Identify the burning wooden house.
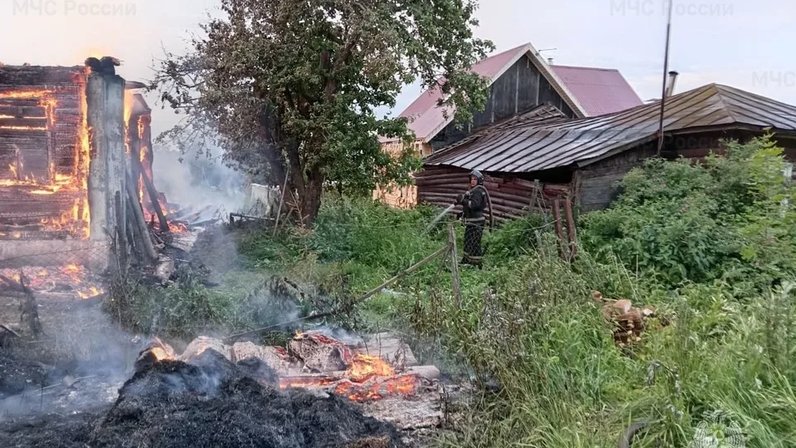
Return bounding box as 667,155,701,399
0,59,169,288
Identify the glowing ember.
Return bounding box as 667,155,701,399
149,346,172,361
0,265,103,299
278,376,338,390
1,125,46,131
0,83,91,239
0,90,53,100
334,374,421,403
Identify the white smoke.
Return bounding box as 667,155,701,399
153,146,247,217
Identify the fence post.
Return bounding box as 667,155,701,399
273,165,290,236
448,223,462,308
564,194,577,261
552,197,566,259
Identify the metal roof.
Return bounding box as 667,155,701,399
550,65,643,116
397,43,587,143
424,83,796,173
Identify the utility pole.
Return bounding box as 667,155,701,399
657,0,674,156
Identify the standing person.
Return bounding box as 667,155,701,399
456,169,488,267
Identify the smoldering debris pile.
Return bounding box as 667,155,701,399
0,345,406,448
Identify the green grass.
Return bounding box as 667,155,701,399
228,188,796,447
106,138,796,447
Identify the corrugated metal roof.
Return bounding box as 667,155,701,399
550,65,643,116
424,83,796,173
397,43,587,143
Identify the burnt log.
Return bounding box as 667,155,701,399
230,341,290,373
125,180,157,263
0,105,47,117
0,117,47,128
289,332,353,373
134,337,177,372
138,157,169,232
0,65,83,85
180,336,232,363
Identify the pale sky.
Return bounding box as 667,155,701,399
2,0,795,140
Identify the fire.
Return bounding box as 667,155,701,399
278,376,338,390
77,71,91,232
2,125,46,131
149,346,173,362
0,264,104,299
1,83,91,239
124,90,134,127
346,354,395,382
77,286,102,299
0,90,53,100
334,374,420,402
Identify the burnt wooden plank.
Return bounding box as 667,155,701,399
0,99,41,108
0,105,46,118
0,128,48,138
0,65,83,85
0,117,47,128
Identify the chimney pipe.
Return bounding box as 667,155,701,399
547,57,553,64
665,70,679,97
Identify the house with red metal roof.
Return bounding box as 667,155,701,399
418,83,796,222
549,65,643,117
375,42,642,208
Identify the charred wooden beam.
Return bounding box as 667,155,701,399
86,71,127,259
0,65,83,85
134,155,169,232
0,105,47,118
0,117,47,128
126,180,157,263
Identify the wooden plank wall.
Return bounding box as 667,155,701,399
575,143,657,212
429,56,577,151
373,140,430,208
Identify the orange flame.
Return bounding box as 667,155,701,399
278,376,338,390
0,264,103,300
334,374,420,402
346,354,395,382
1,83,91,239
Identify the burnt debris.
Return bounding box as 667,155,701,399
84,56,121,76
0,348,406,448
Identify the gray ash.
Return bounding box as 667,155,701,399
1,349,405,448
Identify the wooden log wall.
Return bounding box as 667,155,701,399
574,130,781,212
0,66,86,238
416,165,573,223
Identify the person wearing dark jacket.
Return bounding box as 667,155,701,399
456,169,488,267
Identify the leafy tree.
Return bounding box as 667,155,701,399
154,0,493,223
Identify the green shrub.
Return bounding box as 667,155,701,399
581,135,796,292
482,212,548,264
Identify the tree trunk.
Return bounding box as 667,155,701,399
258,105,323,225
301,169,323,224
286,164,323,225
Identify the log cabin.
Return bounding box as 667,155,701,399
375,42,642,208
418,83,796,222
